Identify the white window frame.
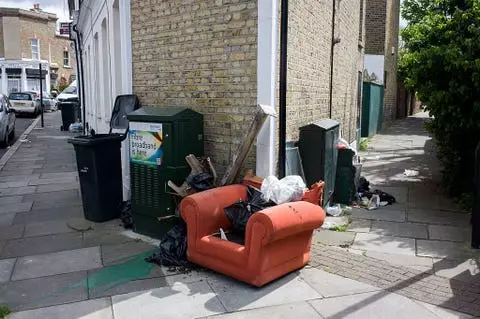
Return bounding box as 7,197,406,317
63,50,70,67
31,39,40,60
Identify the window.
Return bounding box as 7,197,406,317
63,50,70,67
31,39,40,60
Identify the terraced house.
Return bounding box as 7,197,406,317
69,0,367,193
0,4,75,94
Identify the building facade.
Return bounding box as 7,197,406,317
364,0,400,122
130,0,366,178
0,5,75,94
69,0,133,198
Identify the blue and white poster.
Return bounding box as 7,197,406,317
129,122,164,166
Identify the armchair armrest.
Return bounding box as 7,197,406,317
180,185,247,240
246,201,325,246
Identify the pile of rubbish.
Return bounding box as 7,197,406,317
145,173,323,265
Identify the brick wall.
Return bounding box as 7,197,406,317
285,0,363,144
364,0,386,55
0,17,3,57
130,0,258,175
383,0,400,122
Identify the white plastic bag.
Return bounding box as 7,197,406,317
261,175,306,204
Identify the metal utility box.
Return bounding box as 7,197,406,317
127,107,204,238
298,119,340,207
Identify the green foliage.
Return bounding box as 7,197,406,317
455,192,474,211
57,84,69,93
0,305,11,318
399,0,480,195
328,225,348,232
359,138,371,151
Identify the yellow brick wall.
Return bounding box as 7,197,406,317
131,0,258,175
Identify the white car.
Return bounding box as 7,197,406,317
57,80,78,102
8,92,40,115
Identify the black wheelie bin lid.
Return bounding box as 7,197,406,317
69,95,141,146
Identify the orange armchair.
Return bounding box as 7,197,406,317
180,185,325,287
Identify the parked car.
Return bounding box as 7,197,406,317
57,80,78,102
0,94,16,147
26,91,57,111
8,92,39,115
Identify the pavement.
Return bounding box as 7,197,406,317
0,116,36,160
0,111,476,318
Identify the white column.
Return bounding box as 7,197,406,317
1,67,6,93
255,0,278,178
120,0,133,200
21,66,27,91
45,66,51,93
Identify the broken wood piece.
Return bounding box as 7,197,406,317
167,180,194,197
186,154,205,175
220,104,276,186
205,157,217,186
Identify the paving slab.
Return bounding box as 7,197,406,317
23,189,80,203
0,186,36,197
89,270,212,299
0,202,32,215
201,301,323,319
0,181,30,189
1,232,83,258
112,281,226,319
23,219,75,237
370,221,428,239
0,224,25,240
433,258,480,283
0,258,15,283
83,227,136,248
428,225,470,242
312,229,356,246
39,172,78,179
351,233,416,256
0,169,34,177
0,270,88,311
300,267,380,297
413,300,473,319
101,241,157,266
35,182,79,193
351,208,406,222
322,216,349,229
12,247,101,281
347,219,372,233
28,176,77,186
350,249,434,272
0,213,15,227
308,291,439,319
9,298,114,319
12,205,84,224
416,240,475,259
408,209,470,226
207,272,321,312
0,195,23,205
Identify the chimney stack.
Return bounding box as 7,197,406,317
33,4,40,10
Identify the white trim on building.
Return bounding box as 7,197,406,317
71,0,133,199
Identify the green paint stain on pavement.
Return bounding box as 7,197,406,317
76,250,157,293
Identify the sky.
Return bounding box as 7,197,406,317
0,0,70,22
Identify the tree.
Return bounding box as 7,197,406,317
399,0,480,195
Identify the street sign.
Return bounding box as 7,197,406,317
59,22,71,36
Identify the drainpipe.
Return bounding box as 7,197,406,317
72,24,86,135
328,0,337,119
278,0,288,178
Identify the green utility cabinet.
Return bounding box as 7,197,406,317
298,119,340,207
127,107,204,239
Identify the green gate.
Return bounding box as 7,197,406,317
361,82,384,137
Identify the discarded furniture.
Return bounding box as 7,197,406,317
180,185,325,287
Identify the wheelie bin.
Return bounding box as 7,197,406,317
68,95,140,222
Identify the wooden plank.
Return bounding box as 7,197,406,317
220,104,276,186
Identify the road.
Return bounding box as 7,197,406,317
0,115,37,160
